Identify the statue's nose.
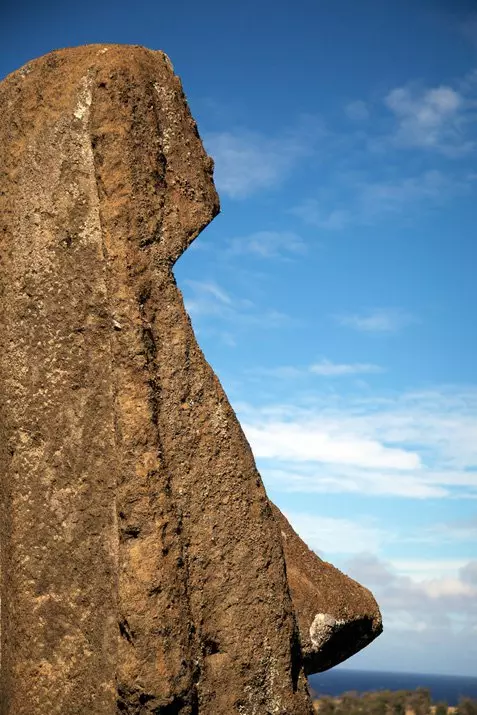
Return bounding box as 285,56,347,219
271,503,383,674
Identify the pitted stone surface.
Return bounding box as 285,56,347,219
0,45,381,714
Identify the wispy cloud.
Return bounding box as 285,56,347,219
185,280,232,306
282,514,477,602
292,201,352,230
335,308,416,334
264,465,447,499
345,100,370,121
289,72,477,235
183,278,290,328
345,553,477,635
226,230,306,258
384,84,475,157
204,119,322,198
461,560,477,585
435,516,477,543
348,553,477,633
358,169,466,212
247,366,304,380
310,359,384,376
183,279,234,316
390,558,474,585
292,169,469,230
284,512,388,555
248,359,384,379
243,421,421,471
339,555,477,675
236,387,477,499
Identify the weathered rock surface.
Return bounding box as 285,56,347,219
0,45,381,714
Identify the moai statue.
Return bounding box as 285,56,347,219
0,45,382,715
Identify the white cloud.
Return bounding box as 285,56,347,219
236,387,477,499
358,169,465,212
184,280,232,307
386,85,461,119
284,512,387,555
345,553,477,625
369,388,477,471
226,230,306,258
432,516,477,544
291,73,476,235
294,202,346,229
248,359,384,380
419,577,475,598
310,359,384,376
247,366,304,380
243,422,421,470
335,308,416,333
389,558,472,582
183,279,233,317
461,560,477,585
292,200,352,230
282,517,475,601
293,169,469,230
183,278,290,329
293,72,476,233
204,120,320,198
263,465,446,499
343,552,477,655
384,84,475,157
340,552,477,676
345,100,370,121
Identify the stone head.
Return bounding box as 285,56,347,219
0,45,381,714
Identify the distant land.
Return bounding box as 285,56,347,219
308,669,477,706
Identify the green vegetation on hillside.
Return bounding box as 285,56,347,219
312,688,477,715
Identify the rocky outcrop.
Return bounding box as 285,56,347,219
0,45,381,715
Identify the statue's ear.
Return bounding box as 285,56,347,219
270,502,382,674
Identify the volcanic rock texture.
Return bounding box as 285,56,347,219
0,45,381,714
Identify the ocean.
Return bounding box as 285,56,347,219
308,669,477,706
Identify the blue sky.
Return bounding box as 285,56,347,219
2,0,477,678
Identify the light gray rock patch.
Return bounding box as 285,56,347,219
309,613,346,649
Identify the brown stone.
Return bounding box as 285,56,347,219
0,45,381,714
272,506,382,675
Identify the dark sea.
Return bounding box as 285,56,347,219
308,669,477,706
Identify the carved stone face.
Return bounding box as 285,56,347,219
0,45,381,715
